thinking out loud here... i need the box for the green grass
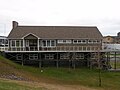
[0,55,120,90]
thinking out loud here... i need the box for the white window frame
[16,54,23,60]
[88,40,93,44]
[42,40,56,47]
[60,54,69,59]
[45,54,54,60]
[26,40,29,47]
[73,40,87,44]
[29,54,38,60]
[75,53,84,59]
[57,40,72,44]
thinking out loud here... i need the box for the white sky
[0,0,120,36]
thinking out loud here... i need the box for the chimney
[117,32,120,37]
[12,21,18,29]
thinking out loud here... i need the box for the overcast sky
[0,0,120,36]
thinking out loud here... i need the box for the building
[103,32,120,44]
[0,36,8,51]
[5,21,103,68]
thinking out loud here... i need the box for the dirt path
[0,78,97,90]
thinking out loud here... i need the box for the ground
[0,55,120,90]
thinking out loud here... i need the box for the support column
[21,54,24,66]
[114,52,117,70]
[23,39,25,51]
[56,52,59,68]
[39,53,42,68]
[38,39,39,51]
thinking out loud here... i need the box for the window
[91,53,97,59]
[26,40,29,47]
[16,40,20,47]
[51,40,55,46]
[42,40,46,47]
[47,40,50,47]
[60,54,69,59]
[29,54,38,60]
[88,40,92,43]
[57,40,72,44]
[16,54,23,60]
[73,40,86,44]
[42,40,56,47]
[75,53,84,59]
[21,40,23,46]
[11,40,15,47]
[45,54,54,59]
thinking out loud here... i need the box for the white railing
[0,47,8,51]
[6,46,101,52]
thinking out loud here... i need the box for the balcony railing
[6,46,100,52]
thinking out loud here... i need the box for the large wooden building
[5,21,103,68]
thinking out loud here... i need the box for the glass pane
[12,40,15,46]
[47,40,50,46]
[51,40,55,46]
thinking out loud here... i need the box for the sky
[0,0,120,36]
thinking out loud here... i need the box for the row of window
[17,53,98,60]
[42,40,56,47]
[16,54,85,60]
[58,40,101,44]
[10,40,23,47]
[10,39,101,47]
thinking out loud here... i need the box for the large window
[11,40,23,47]
[42,40,56,47]
[11,40,15,47]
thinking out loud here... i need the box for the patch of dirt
[0,78,97,90]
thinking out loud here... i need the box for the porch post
[38,39,39,51]
[23,39,25,51]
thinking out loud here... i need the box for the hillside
[0,55,120,90]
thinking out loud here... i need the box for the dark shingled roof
[8,26,103,39]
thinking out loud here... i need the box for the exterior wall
[103,36,114,44]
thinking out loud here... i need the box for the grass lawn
[0,55,120,90]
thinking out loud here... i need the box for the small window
[88,40,93,43]
[45,54,54,59]
[60,54,69,59]
[16,54,23,60]
[75,53,84,59]
[58,40,72,44]
[29,54,38,60]
[73,40,77,43]
[91,53,97,59]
